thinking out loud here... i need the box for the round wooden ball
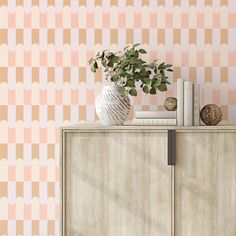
[200,104,222,126]
[164,97,177,111]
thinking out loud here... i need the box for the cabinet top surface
[61,124,236,132]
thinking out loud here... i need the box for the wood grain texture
[63,131,172,236]
[61,125,236,132]
[175,132,236,236]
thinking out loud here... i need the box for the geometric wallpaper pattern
[0,0,236,235]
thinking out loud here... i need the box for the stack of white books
[132,111,177,125]
[132,78,200,126]
[177,78,200,126]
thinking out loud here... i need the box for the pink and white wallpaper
[0,0,236,235]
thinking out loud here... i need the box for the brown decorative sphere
[200,104,222,126]
[164,97,177,111]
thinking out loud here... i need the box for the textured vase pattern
[95,86,131,126]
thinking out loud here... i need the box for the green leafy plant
[89,44,173,96]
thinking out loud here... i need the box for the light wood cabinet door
[63,130,172,236]
[174,132,236,236]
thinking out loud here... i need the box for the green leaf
[124,45,130,50]
[91,65,96,73]
[140,70,149,77]
[136,58,146,64]
[139,49,147,54]
[158,62,165,70]
[160,70,165,76]
[154,81,161,87]
[158,84,167,92]
[133,43,140,48]
[107,52,114,58]
[167,68,173,72]
[165,80,171,85]
[95,52,100,57]
[113,56,119,63]
[107,61,114,67]
[142,85,149,93]
[126,79,135,87]
[129,49,136,55]
[165,64,173,68]
[94,61,98,69]
[129,88,137,96]
[117,68,129,77]
[124,89,129,97]
[151,77,157,85]
[88,58,93,64]
[149,63,155,69]
[149,87,156,94]
[101,51,105,59]
[101,59,106,67]
[110,76,117,82]
[141,77,151,84]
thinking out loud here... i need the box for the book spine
[135,111,176,119]
[193,84,200,126]
[133,119,177,126]
[184,81,193,126]
[177,78,184,126]
[132,119,143,125]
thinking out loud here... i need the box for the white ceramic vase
[95,85,131,126]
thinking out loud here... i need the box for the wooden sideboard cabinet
[61,126,236,236]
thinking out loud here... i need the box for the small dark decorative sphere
[200,104,222,126]
[164,97,177,111]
